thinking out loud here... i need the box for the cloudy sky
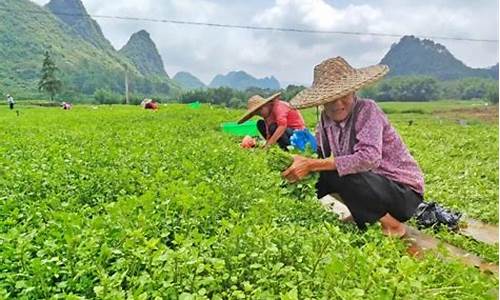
[32,0,499,86]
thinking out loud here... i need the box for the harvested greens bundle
[267,146,319,200]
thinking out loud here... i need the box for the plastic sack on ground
[414,201,462,231]
[290,129,317,153]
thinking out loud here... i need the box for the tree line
[27,51,500,105]
[359,76,498,104]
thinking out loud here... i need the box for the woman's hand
[282,155,312,183]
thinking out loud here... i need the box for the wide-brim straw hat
[291,57,389,109]
[237,92,281,124]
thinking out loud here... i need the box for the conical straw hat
[291,57,389,109]
[237,92,281,124]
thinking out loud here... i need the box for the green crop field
[0,103,498,299]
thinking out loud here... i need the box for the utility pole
[125,65,129,105]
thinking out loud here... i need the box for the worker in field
[282,57,424,237]
[61,102,72,110]
[142,98,159,111]
[237,93,306,150]
[7,94,15,110]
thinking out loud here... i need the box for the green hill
[45,0,114,50]
[0,0,180,100]
[119,30,169,78]
[381,35,498,80]
[173,71,206,90]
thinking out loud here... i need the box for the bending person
[283,57,424,237]
[238,93,305,150]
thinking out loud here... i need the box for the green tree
[281,85,306,101]
[38,51,62,101]
[486,85,499,104]
[94,88,122,104]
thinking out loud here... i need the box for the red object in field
[145,101,159,110]
[240,135,256,148]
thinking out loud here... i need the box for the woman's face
[324,93,355,122]
[258,102,273,118]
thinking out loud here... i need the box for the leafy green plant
[0,104,497,298]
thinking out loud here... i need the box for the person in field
[283,57,424,237]
[7,94,14,110]
[238,93,306,150]
[61,102,72,110]
[142,99,159,111]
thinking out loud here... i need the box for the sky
[32,0,499,86]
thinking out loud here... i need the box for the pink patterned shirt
[316,98,424,195]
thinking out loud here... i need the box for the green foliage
[486,86,499,104]
[266,146,319,201]
[440,78,498,100]
[179,87,246,108]
[281,85,307,101]
[178,85,305,108]
[267,147,294,171]
[38,51,62,101]
[360,76,439,101]
[0,105,497,298]
[0,0,180,101]
[94,88,122,105]
[360,76,499,102]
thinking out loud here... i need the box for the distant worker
[140,98,150,107]
[61,102,72,110]
[238,93,306,150]
[7,94,14,110]
[143,99,159,111]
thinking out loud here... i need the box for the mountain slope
[45,0,113,50]
[0,0,178,98]
[381,35,498,80]
[173,72,206,89]
[209,71,280,90]
[119,30,168,78]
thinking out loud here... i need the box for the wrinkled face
[324,93,355,122]
[258,102,273,118]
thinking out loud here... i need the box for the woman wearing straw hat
[238,92,306,150]
[283,57,424,237]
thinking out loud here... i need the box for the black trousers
[9,103,14,110]
[316,170,423,229]
[257,120,294,150]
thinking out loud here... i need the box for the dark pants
[257,120,294,150]
[316,170,423,229]
[9,103,14,110]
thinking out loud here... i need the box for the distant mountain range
[209,71,280,91]
[381,35,498,80]
[173,71,282,91]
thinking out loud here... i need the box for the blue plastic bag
[290,129,317,152]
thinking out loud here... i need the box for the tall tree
[38,51,62,101]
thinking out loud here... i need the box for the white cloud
[29,0,499,85]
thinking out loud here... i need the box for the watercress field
[0,103,498,299]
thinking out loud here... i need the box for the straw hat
[237,92,281,124]
[291,57,389,109]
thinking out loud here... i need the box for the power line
[0,7,498,43]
